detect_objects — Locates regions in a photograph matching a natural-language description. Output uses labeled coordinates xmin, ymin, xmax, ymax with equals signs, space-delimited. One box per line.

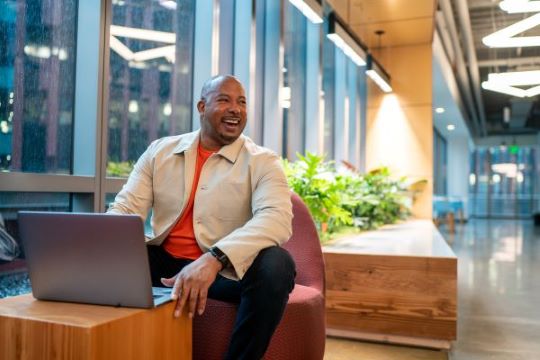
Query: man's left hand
xmin=161 ymin=252 xmax=222 ymax=319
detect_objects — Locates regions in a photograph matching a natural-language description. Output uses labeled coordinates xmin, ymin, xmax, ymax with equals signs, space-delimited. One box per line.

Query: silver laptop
xmin=18 ymin=211 xmax=172 ymax=308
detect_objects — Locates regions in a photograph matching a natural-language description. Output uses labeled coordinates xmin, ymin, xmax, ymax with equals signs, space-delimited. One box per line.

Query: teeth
xmin=224 ymin=119 xmax=239 ymax=125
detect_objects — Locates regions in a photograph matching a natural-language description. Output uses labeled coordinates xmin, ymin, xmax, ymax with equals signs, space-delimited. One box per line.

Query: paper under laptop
xmin=18 ymin=211 xmax=172 ymax=308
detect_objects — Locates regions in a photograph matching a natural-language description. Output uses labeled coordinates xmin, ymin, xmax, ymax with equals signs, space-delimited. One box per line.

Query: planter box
xmin=323 ymin=220 xmax=457 ymax=349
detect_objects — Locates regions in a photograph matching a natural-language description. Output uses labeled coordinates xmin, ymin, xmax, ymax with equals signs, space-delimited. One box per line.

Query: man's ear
xmin=197 ymin=100 xmax=205 ymax=114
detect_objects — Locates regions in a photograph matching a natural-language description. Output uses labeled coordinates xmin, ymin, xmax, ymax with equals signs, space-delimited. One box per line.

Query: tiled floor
xmin=324 ymin=219 xmax=540 ymax=360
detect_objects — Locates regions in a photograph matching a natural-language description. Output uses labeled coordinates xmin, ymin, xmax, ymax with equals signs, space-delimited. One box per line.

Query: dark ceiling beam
xmin=455 ymin=0 xmax=488 ymax=137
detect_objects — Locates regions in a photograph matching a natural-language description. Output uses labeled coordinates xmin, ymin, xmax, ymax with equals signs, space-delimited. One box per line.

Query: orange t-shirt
xmin=163 ymin=143 xmax=215 ymax=260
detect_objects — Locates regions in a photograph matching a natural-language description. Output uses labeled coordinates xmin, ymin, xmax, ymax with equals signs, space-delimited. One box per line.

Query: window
xmin=322 ymin=33 xmax=335 ymax=159
xmin=433 ymin=128 xmax=448 ymax=195
xmin=282 ymin=2 xmax=307 ymax=159
xmin=469 ymin=146 xmax=536 ymax=218
xmin=107 ymin=0 xmax=195 ymax=177
xmin=0 ymin=0 xmax=78 ymax=174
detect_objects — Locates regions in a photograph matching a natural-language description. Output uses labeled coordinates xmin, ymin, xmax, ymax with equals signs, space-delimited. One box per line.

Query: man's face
xmin=197 ymin=78 xmax=247 ymax=150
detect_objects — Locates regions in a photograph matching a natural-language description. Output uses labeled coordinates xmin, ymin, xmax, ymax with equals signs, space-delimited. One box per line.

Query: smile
xmin=223 ymin=118 xmax=240 ymax=125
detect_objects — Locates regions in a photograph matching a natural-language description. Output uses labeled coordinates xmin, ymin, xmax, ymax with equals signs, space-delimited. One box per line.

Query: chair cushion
xmin=193 ymin=284 xmax=325 ymax=360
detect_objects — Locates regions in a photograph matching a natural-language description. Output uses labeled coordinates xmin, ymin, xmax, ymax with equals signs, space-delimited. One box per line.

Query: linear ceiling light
xmin=499 ymin=0 xmax=540 ymax=13
xmin=109 ymin=36 xmax=135 ymax=61
xmin=481 ymin=70 xmax=540 ymax=97
xmin=288 ymin=0 xmax=323 ymax=24
xmin=132 ymin=45 xmax=176 ymax=62
xmin=366 ymin=55 xmax=392 ymax=93
xmin=482 ymin=12 xmax=540 ymax=47
xmin=110 ymin=25 xmax=176 ymax=44
xmin=327 ymin=12 xmax=367 ymax=66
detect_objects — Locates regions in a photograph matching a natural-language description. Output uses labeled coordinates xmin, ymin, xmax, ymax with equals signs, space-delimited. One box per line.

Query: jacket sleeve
xmin=106 ymin=141 xmax=156 ymax=221
xmin=214 ymin=153 xmax=293 ymax=280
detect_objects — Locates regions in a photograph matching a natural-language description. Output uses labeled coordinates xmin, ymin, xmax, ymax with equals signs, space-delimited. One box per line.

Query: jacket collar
xmin=172 ymin=130 xmax=245 ymax=163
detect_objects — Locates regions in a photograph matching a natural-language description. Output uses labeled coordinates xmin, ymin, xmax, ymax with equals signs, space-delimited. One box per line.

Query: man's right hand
xmin=161 ymin=252 xmax=223 ymax=319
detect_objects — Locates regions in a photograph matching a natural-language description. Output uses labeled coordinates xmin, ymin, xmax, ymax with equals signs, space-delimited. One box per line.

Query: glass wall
xmin=282 ymin=1 xmax=307 ymax=160
xmin=469 ymin=146 xmax=536 ymax=218
xmin=0 ymin=0 xmax=368 ymax=247
xmin=107 ymin=0 xmax=195 ymax=177
xmin=0 ymin=0 xmax=77 ymax=174
xmin=433 ymin=128 xmax=448 ymax=195
xmin=321 ymin=32 xmax=335 ymax=160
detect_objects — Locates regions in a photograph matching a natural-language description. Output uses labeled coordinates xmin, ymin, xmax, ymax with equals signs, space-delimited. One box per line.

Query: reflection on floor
xmin=324 ymin=219 xmax=540 ymax=360
xmin=325 ymin=337 xmax=447 ymax=360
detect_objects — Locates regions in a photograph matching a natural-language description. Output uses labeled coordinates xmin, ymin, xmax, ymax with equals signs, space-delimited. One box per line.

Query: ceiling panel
xmin=348 ymin=0 xmax=435 ymax=25
xmin=351 ymin=18 xmax=434 ymax=48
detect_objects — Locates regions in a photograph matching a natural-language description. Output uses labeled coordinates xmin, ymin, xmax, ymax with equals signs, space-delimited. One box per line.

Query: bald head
xmin=200 ymin=75 xmax=244 ymax=103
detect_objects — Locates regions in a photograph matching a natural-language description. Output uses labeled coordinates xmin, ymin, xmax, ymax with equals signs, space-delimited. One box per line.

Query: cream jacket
xmin=107 ymin=130 xmax=293 ymax=280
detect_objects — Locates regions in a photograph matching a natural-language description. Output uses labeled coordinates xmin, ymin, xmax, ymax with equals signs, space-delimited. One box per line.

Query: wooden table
xmin=0 ymin=294 xmax=191 ymax=360
xmin=323 ymin=220 xmax=457 ymax=349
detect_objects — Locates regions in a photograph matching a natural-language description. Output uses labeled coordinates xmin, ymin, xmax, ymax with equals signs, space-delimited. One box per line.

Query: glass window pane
xmin=322 ymin=29 xmax=335 ymax=159
xmin=107 ymin=1 xmax=195 ymax=177
xmin=0 ymin=192 xmax=70 ymax=240
xmin=0 ymin=0 xmax=77 ymax=174
xmin=283 ymin=2 xmax=307 ymax=160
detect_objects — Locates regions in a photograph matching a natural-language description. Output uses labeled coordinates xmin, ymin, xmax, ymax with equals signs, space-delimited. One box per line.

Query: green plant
xmin=344 ymin=168 xmax=411 ymax=230
xmin=107 ymin=161 xmax=134 ymax=177
xmin=282 ymin=153 xmax=352 ymax=235
xmin=283 ymin=153 xmax=412 ymax=239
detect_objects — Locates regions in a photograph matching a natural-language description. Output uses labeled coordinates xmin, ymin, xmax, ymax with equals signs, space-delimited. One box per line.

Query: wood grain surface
xmin=0 ymin=294 xmax=191 ymax=360
xmin=324 ymin=252 xmax=457 ymax=343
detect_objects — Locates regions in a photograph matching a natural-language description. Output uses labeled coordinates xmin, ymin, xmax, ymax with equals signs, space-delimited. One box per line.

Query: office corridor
xmin=325 ymin=219 xmax=540 ymax=360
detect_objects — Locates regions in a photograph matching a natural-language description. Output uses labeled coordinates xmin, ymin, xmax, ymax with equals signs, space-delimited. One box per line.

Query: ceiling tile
xmin=351 ymin=18 xmax=434 ymax=48
xmin=348 ymin=0 xmax=435 ymax=25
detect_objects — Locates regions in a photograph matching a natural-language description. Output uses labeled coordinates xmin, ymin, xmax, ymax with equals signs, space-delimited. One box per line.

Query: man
xmin=108 ymin=75 xmax=296 ymax=360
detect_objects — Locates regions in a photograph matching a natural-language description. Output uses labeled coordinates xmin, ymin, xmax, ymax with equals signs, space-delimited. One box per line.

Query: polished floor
xmin=324 ymin=219 xmax=540 ymax=360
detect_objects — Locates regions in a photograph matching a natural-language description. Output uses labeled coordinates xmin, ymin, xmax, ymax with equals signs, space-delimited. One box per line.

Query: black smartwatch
xmin=209 ymin=246 xmax=230 ymax=270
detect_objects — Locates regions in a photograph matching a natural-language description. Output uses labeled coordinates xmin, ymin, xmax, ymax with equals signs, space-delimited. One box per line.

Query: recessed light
xmin=435 ymin=107 xmax=445 ymax=113
xmin=447 ymin=124 xmax=456 ymax=131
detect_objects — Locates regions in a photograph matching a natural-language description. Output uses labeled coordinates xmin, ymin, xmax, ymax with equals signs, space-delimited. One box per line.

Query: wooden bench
xmin=323 ymin=220 xmax=457 ymax=349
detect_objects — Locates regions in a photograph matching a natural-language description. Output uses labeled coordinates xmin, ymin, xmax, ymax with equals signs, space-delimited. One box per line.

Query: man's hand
xmin=161 ymin=252 xmax=222 ymax=319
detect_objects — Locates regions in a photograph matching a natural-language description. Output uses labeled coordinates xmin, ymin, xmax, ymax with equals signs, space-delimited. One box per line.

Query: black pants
xmin=147 ymin=245 xmax=296 ymax=360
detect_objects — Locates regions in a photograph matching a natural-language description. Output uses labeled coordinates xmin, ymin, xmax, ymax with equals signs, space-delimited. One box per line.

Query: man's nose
xmin=228 ymin=103 xmax=241 ymax=115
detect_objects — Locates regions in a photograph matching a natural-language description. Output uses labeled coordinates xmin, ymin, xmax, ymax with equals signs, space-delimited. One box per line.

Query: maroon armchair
xmin=193 ymin=193 xmax=326 ymax=359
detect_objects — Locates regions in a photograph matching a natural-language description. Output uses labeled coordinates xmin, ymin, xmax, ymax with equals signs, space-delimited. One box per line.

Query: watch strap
xmin=209 ymin=246 xmax=230 ymax=269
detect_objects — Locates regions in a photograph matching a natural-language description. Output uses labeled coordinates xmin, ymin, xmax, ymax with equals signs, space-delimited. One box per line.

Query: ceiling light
xmin=482 ymin=70 xmax=540 ymax=97
xmin=327 ymin=12 xmax=367 ymax=66
xmin=128 ymin=100 xmax=139 ymax=113
xmin=366 ymin=55 xmax=392 ymax=93
xmin=163 ymin=103 xmax=172 ymax=116
xmin=499 ymin=0 xmax=540 ymax=13
xmin=492 ymin=163 xmax=518 ymax=175
xmin=110 ymin=25 xmax=176 ymax=44
xmin=109 ymin=36 xmax=134 ymax=61
xmin=132 ymin=45 xmax=175 ymax=62
xmin=447 ymin=124 xmax=456 ymax=131
xmin=288 ymin=0 xmax=323 ymax=24
xmin=482 ymin=81 xmax=527 ymax=97
xmin=482 ymin=12 xmax=540 ymax=47
xmin=158 ymin=0 xmax=177 ymax=10
xmin=435 ymin=107 xmax=445 ymax=113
